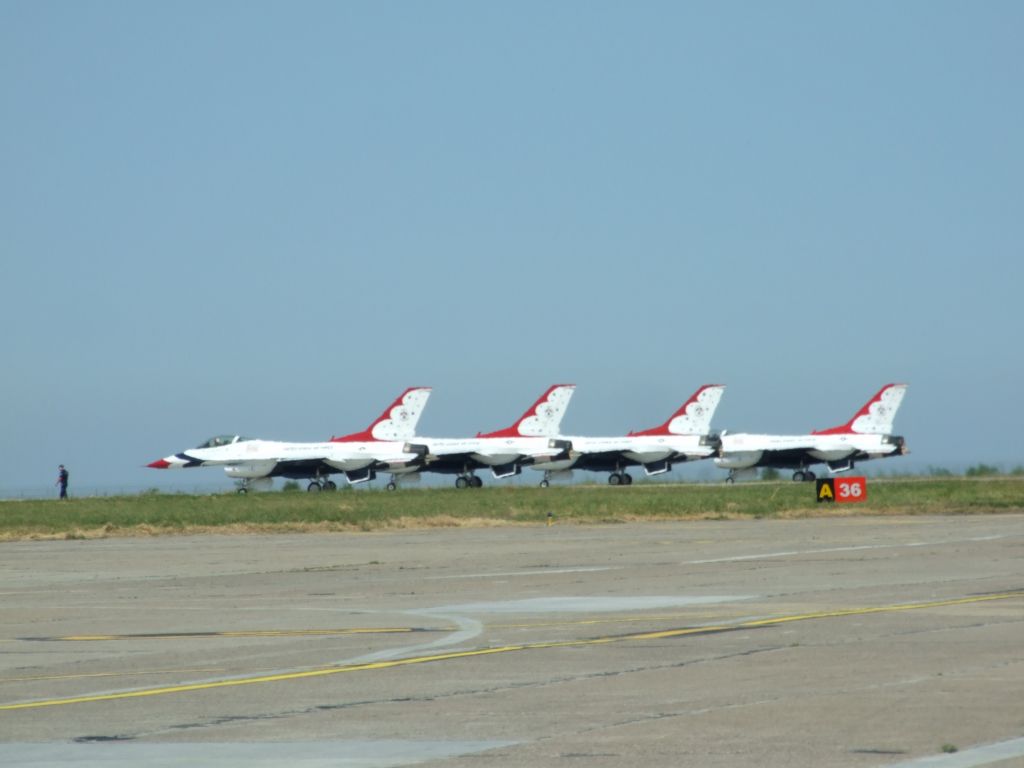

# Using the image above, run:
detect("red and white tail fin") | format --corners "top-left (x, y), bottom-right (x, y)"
top-left (477, 384), bottom-right (576, 438)
top-left (331, 387), bottom-right (432, 442)
top-left (629, 384), bottom-right (726, 437)
top-left (813, 383), bottom-right (908, 436)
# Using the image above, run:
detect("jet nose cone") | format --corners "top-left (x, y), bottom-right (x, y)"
top-left (147, 459), bottom-right (171, 469)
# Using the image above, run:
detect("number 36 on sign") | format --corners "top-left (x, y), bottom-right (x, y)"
top-left (816, 477), bottom-right (867, 503)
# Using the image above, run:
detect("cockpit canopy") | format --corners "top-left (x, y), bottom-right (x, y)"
top-left (195, 435), bottom-right (253, 449)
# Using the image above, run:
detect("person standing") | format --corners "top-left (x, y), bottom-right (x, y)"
top-left (56, 464), bottom-right (69, 499)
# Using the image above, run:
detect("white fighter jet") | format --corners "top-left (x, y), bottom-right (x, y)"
top-left (715, 383), bottom-right (909, 482)
top-left (403, 384), bottom-right (576, 489)
top-left (530, 384), bottom-right (725, 486)
top-left (146, 387), bottom-right (432, 492)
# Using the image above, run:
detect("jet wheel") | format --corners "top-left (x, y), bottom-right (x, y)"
top-left (792, 471), bottom-right (806, 482)
top-left (539, 479), bottom-right (550, 488)
top-left (323, 481), bottom-right (337, 491)
top-left (237, 487), bottom-right (248, 495)
top-left (470, 475), bottom-right (483, 488)
top-left (621, 473), bottom-right (633, 485)
top-left (608, 473), bottom-right (622, 486)
top-left (386, 482), bottom-right (397, 491)
top-left (455, 476), bottom-right (469, 489)
top-left (307, 481), bottom-right (322, 492)
top-left (805, 471), bottom-right (816, 482)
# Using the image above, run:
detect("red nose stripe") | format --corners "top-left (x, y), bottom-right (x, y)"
top-left (147, 459), bottom-right (171, 469)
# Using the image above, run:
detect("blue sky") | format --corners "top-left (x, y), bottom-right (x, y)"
top-left (2, 1), bottom-right (1022, 495)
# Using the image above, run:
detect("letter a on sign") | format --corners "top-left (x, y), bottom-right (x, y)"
top-left (816, 479), bottom-right (835, 503)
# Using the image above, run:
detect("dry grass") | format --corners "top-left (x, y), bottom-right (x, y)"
top-left (1, 477), bottom-right (1021, 541)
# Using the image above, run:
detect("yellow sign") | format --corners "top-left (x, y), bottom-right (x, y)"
top-left (816, 479), bottom-right (834, 502)
top-left (817, 477), bottom-right (867, 503)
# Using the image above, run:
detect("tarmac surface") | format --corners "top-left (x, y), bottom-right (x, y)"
top-left (2, 513), bottom-right (1023, 767)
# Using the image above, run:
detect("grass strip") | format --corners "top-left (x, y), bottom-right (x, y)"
top-left (1, 477), bottom-right (1021, 541)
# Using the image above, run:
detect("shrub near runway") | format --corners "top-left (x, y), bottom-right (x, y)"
top-left (0, 477), bottom-right (1022, 540)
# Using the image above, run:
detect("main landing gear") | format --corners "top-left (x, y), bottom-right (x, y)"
top-left (455, 474), bottom-right (483, 489)
top-left (791, 470), bottom-right (816, 482)
top-left (608, 472), bottom-right (632, 486)
top-left (306, 479), bottom-right (338, 492)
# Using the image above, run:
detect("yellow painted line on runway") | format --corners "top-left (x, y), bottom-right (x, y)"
top-left (491, 611), bottom-right (739, 631)
top-left (3, 668), bottom-right (228, 684)
top-left (0, 647), bottom-right (527, 711)
top-left (3, 591), bottom-right (1020, 712)
top-left (48, 627), bottom-right (425, 642)
top-left (608, 592), bottom-right (1024, 643)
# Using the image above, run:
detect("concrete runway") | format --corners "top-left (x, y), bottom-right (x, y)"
top-left (2, 514), bottom-right (1023, 767)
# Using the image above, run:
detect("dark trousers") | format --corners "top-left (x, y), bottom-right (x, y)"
top-left (59, 484), bottom-right (68, 499)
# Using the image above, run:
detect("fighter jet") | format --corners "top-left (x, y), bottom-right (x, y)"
top-left (714, 383), bottom-right (909, 482)
top-left (530, 384), bottom-right (725, 486)
top-left (398, 384), bottom-right (576, 489)
top-left (147, 387), bottom-right (432, 492)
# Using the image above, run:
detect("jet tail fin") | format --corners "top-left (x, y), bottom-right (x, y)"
top-left (812, 383), bottom-right (908, 436)
top-left (331, 387), bottom-right (432, 442)
top-left (477, 384), bottom-right (576, 438)
top-left (629, 384), bottom-right (725, 437)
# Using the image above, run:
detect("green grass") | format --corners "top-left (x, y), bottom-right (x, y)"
top-left (2, 477), bottom-right (1022, 540)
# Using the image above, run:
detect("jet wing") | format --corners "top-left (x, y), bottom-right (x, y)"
top-left (742, 447), bottom-right (818, 469)
top-left (562, 434), bottom-right (714, 477)
top-left (417, 437), bottom-right (572, 481)
top-left (568, 449), bottom-right (688, 477)
top-left (265, 458), bottom-right (339, 480)
top-left (717, 434), bottom-right (854, 472)
top-left (570, 450), bottom-right (642, 474)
